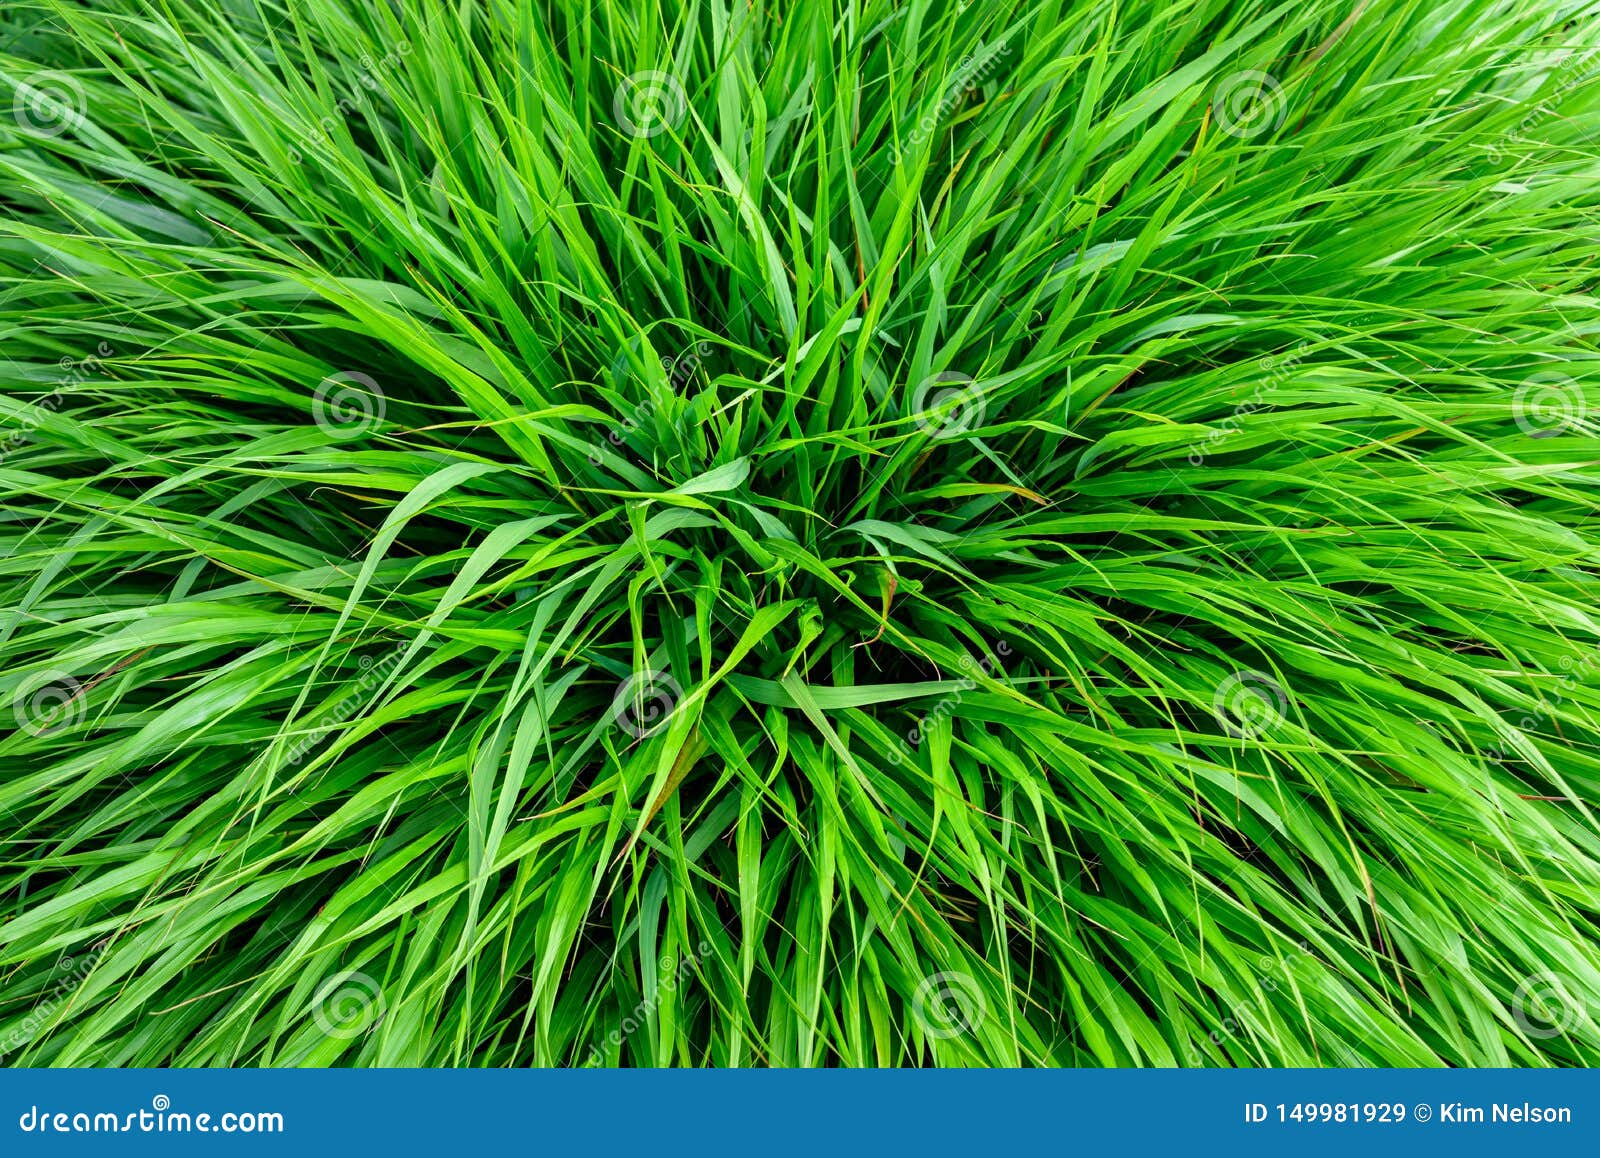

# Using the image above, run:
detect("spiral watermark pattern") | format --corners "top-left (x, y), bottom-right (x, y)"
top-left (12, 670), bottom-right (86, 737)
top-left (1513, 370), bottom-right (1586, 437)
top-left (1212, 669), bottom-right (1289, 739)
top-left (311, 371), bottom-right (386, 438)
top-left (911, 371), bottom-right (987, 438)
top-left (1211, 70), bottom-right (1286, 139)
top-left (912, 970), bottom-right (987, 1039)
top-left (311, 971), bottom-right (386, 1039)
top-left (1511, 971), bottom-right (1585, 1039)
top-left (12, 72), bottom-right (86, 137)
top-left (613, 71), bottom-right (687, 138)
top-left (611, 669), bottom-right (683, 738)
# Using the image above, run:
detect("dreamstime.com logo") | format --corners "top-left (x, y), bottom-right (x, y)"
top-left (18, 1096), bottom-right (284, 1135)
top-left (311, 970), bottom-right (387, 1039)
top-left (1486, 649), bottom-right (1599, 758)
top-left (613, 71), bottom-right (687, 137)
top-left (11, 669), bottom-right (86, 737)
top-left (910, 371), bottom-right (988, 438)
top-left (611, 669), bottom-right (683, 739)
top-left (892, 38), bottom-right (1012, 163)
top-left (285, 42), bottom-right (412, 164)
top-left (588, 340), bottom-right (714, 466)
top-left (1513, 370), bottom-right (1588, 437)
top-left (912, 971), bottom-right (987, 1039)
top-left (1511, 972), bottom-right (1586, 1040)
top-left (0, 944), bottom-right (110, 1062)
top-left (883, 643), bottom-right (1012, 765)
top-left (1212, 669), bottom-right (1290, 739)
top-left (283, 648), bottom-right (406, 766)
top-left (0, 342), bottom-right (114, 467)
top-left (1188, 342), bottom-right (1308, 465)
top-left (312, 371), bottom-right (386, 437)
top-left (1211, 70), bottom-right (1286, 139)
top-left (1194, 941), bottom-right (1319, 1060)
top-left (11, 72), bottom-right (86, 136)
top-left (1484, 47), bottom-right (1600, 165)
top-left (583, 940), bottom-right (713, 1064)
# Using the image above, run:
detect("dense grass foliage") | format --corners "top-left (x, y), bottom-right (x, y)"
top-left (2, 0), bottom-right (1599, 1067)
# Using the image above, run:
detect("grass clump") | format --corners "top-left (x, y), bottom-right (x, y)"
top-left (2, 0), bottom-right (1600, 1067)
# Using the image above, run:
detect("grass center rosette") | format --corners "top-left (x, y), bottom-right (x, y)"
top-left (1, 0), bottom-right (1599, 1069)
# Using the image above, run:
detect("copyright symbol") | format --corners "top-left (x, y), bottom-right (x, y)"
top-left (1414, 1103), bottom-right (1432, 1123)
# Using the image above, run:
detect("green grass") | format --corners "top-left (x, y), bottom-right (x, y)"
top-left (2, 0), bottom-right (1599, 1067)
